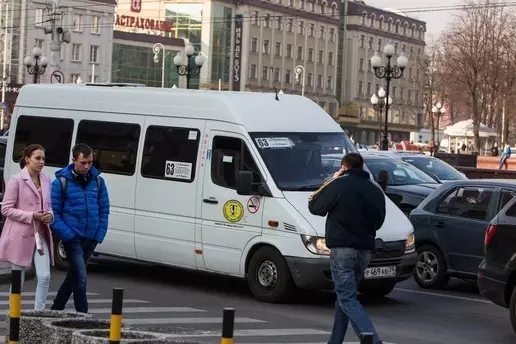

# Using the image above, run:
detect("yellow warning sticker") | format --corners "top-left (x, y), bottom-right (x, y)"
top-left (223, 200), bottom-right (244, 222)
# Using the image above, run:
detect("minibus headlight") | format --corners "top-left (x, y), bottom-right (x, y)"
top-left (405, 233), bottom-right (415, 253)
top-left (301, 235), bottom-right (331, 255)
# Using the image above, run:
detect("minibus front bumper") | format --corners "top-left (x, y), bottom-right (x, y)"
top-left (285, 251), bottom-right (417, 290)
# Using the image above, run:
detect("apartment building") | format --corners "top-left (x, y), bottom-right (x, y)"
top-left (338, 0), bottom-right (426, 145)
top-left (245, 0), bottom-right (340, 116)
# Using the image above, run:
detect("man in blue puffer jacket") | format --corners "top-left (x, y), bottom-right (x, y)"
top-left (50, 143), bottom-right (110, 313)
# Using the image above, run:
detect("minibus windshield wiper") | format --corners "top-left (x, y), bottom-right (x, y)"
top-left (282, 185), bottom-right (322, 191)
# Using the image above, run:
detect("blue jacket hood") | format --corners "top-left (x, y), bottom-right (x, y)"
top-left (55, 163), bottom-right (101, 180)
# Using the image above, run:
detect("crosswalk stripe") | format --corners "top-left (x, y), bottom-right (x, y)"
top-left (0, 299), bottom-right (149, 306)
top-left (123, 317), bottom-right (265, 325)
top-left (88, 307), bottom-right (205, 314)
top-left (166, 328), bottom-right (330, 337)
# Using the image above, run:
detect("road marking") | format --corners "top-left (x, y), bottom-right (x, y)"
top-left (0, 299), bottom-right (149, 306)
top-left (123, 317), bottom-right (265, 325)
top-left (166, 328), bottom-right (330, 337)
top-left (0, 292), bottom-right (99, 296)
top-left (88, 307), bottom-right (206, 314)
top-left (394, 287), bottom-right (490, 304)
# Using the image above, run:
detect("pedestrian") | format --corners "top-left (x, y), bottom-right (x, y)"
top-left (498, 143), bottom-right (511, 170)
top-left (308, 153), bottom-right (385, 344)
top-left (50, 143), bottom-right (110, 313)
top-left (0, 144), bottom-right (54, 310)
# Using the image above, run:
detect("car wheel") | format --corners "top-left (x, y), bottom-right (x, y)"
top-left (53, 237), bottom-right (68, 271)
top-left (510, 285), bottom-right (516, 334)
top-left (358, 280), bottom-right (396, 298)
top-left (247, 246), bottom-right (294, 303)
top-left (413, 245), bottom-right (449, 289)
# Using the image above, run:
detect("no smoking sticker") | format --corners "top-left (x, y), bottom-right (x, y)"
top-left (247, 196), bottom-right (260, 214)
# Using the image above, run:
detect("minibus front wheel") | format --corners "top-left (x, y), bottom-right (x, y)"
top-left (247, 246), bottom-right (294, 303)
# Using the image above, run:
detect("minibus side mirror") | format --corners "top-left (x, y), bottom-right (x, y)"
top-left (236, 171), bottom-right (253, 195)
top-left (378, 170), bottom-right (389, 192)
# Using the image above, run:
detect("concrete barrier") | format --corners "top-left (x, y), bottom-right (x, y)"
top-left (5, 310), bottom-right (92, 344)
top-left (43, 318), bottom-right (129, 344)
top-left (71, 329), bottom-right (205, 343)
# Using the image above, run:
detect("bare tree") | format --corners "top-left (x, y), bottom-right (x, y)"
top-left (439, 0), bottom-right (514, 151)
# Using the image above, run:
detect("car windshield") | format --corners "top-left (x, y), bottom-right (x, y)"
top-left (364, 157), bottom-right (438, 186)
top-left (249, 132), bottom-right (358, 191)
top-left (401, 156), bottom-right (467, 181)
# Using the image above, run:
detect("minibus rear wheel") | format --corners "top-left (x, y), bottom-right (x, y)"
top-left (247, 246), bottom-right (294, 303)
top-left (53, 237), bottom-right (69, 271)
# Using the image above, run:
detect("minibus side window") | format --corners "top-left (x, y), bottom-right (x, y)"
top-left (13, 115), bottom-right (74, 167)
top-left (211, 136), bottom-right (262, 192)
top-left (140, 125), bottom-right (200, 183)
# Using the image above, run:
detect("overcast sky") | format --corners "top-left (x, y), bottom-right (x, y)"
top-left (365, 0), bottom-right (464, 43)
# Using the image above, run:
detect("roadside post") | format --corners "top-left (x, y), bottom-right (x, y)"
top-left (9, 270), bottom-right (22, 344)
top-left (220, 307), bottom-right (235, 344)
top-left (109, 288), bottom-right (124, 344)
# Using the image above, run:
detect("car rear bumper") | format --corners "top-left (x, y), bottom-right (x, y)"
top-left (478, 260), bottom-right (509, 308)
top-left (285, 251), bottom-right (417, 290)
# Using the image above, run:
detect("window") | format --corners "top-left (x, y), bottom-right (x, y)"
top-left (367, 82), bottom-right (371, 95)
top-left (328, 52), bottom-right (333, 65)
top-left (308, 48), bottom-right (313, 62)
top-left (298, 22), bottom-right (304, 35)
top-left (506, 198), bottom-right (516, 217)
top-left (317, 74), bottom-right (322, 88)
top-left (72, 43), bottom-right (81, 61)
top-left (297, 46), bottom-right (303, 60)
top-left (358, 81), bottom-right (363, 95)
top-left (73, 14), bottom-right (82, 31)
top-left (262, 66), bottom-right (268, 80)
top-left (276, 17), bottom-right (281, 30)
top-left (90, 16), bottom-right (100, 34)
top-left (13, 116), bottom-right (74, 167)
top-left (274, 68), bottom-right (280, 82)
top-left (288, 19), bottom-right (293, 32)
top-left (251, 38), bottom-right (258, 52)
top-left (76, 120), bottom-right (141, 175)
top-left (285, 69), bottom-right (291, 83)
top-left (359, 58), bottom-right (364, 71)
top-left (360, 35), bottom-right (365, 48)
top-left (309, 24), bottom-right (315, 37)
top-left (265, 14), bottom-right (271, 28)
top-left (141, 126), bottom-right (200, 182)
top-left (318, 50), bottom-right (323, 63)
top-left (35, 9), bottom-right (44, 26)
top-left (89, 45), bottom-right (99, 63)
top-left (435, 186), bottom-right (495, 221)
top-left (252, 11), bottom-right (259, 25)
top-left (329, 28), bottom-right (335, 41)
top-left (368, 37), bottom-right (373, 49)
top-left (275, 42), bottom-right (281, 56)
top-left (211, 136), bottom-right (262, 192)
top-left (34, 39), bottom-right (43, 48)
top-left (307, 73), bottom-right (312, 86)
top-left (263, 40), bottom-right (270, 54)
top-left (250, 64), bottom-right (257, 79)
top-left (71, 73), bottom-right (81, 83)
top-left (286, 44), bottom-right (292, 58)
top-left (499, 189), bottom-right (516, 213)
top-left (327, 76), bottom-right (332, 89)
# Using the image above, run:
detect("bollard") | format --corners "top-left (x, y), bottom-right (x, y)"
top-left (109, 288), bottom-right (124, 344)
top-left (9, 270), bottom-right (22, 344)
top-left (360, 332), bottom-right (374, 344)
top-left (220, 308), bottom-right (235, 344)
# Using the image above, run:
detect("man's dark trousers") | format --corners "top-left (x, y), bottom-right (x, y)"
top-left (51, 236), bottom-right (97, 313)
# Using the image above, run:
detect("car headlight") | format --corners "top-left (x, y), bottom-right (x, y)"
top-left (301, 235), bottom-right (331, 255)
top-left (405, 233), bottom-right (415, 253)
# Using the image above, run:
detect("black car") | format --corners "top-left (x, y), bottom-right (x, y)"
top-left (410, 179), bottom-right (516, 289)
top-left (478, 194), bottom-right (516, 334)
top-left (396, 153), bottom-right (468, 182)
top-left (361, 152), bottom-right (441, 217)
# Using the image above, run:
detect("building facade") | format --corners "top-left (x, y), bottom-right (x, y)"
top-left (338, 0), bottom-right (426, 145)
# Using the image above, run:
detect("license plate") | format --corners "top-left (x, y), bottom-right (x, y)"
top-left (364, 266), bottom-right (396, 279)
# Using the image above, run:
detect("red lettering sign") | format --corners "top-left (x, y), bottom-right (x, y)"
top-left (115, 14), bottom-right (175, 33)
top-left (131, 0), bottom-right (142, 13)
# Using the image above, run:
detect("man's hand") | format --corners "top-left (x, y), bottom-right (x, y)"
top-left (333, 167), bottom-right (345, 179)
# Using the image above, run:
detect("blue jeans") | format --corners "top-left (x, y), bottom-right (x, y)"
top-left (51, 236), bottom-right (97, 313)
top-left (328, 247), bottom-right (381, 344)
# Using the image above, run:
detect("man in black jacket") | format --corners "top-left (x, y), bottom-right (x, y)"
top-left (309, 152), bottom-right (385, 344)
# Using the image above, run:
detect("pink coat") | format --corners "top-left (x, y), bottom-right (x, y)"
top-left (0, 168), bottom-right (55, 267)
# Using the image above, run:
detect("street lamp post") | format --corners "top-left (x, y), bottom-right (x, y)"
top-left (24, 47), bottom-right (49, 84)
top-left (153, 43), bottom-right (166, 88)
top-left (432, 101), bottom-right (444, 143)
top-left (294, 65), bottom-right (306, 96)
top-left (370, 87), bottom-right (392, 142)
top-left (371, 44), bottom-right (408, 150)
top-left (173, 43), bottom-right (205, 89)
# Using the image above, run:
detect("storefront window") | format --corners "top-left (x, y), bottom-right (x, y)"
top-left (210, 4), bottom-right (232, 88)
top-left (111, 43), bottom-right (180, 88)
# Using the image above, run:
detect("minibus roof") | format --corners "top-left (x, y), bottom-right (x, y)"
top-left (15, 84), bottom-right (342, 133)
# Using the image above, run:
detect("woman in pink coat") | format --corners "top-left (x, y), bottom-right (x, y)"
top-left (0, 144), bottom-right (54, 310)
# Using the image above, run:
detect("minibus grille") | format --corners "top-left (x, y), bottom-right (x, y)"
top-left (371, 239), bottom-right (405, 260)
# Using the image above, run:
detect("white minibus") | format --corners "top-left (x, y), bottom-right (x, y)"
top-left (4, 84), bottom-right (416, 302)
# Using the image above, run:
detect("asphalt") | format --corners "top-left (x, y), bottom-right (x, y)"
top-left (0, 257), bottom-right (512, 344)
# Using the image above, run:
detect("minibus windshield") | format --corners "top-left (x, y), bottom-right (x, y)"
top-left (250, 132), bottom-right (358, 191)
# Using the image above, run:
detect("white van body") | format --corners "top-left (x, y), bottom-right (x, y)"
top-left (5, 84), bottom-right (416, 302)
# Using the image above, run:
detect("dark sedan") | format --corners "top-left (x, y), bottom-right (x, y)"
top-left (409, 179), bottom-right (516, 289)
top-left (397, 153), bottom-right (467, 182)
top-left (361, 152), bottom-right (441, 217)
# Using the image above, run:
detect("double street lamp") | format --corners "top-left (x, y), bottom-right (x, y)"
top-left (370, 87), bottom-right (392, 140)
top-left (24, 47), bottom-right (49, 84)
top-left (173, 43), bottom-right (206, 89)
top-left (371, 43), bottom-right (408, 150)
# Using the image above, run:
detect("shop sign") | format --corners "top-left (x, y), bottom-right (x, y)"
top-left (232, 14), bottom-right (243, 91)
top-left (116, 14), bottom-right (174, 33)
